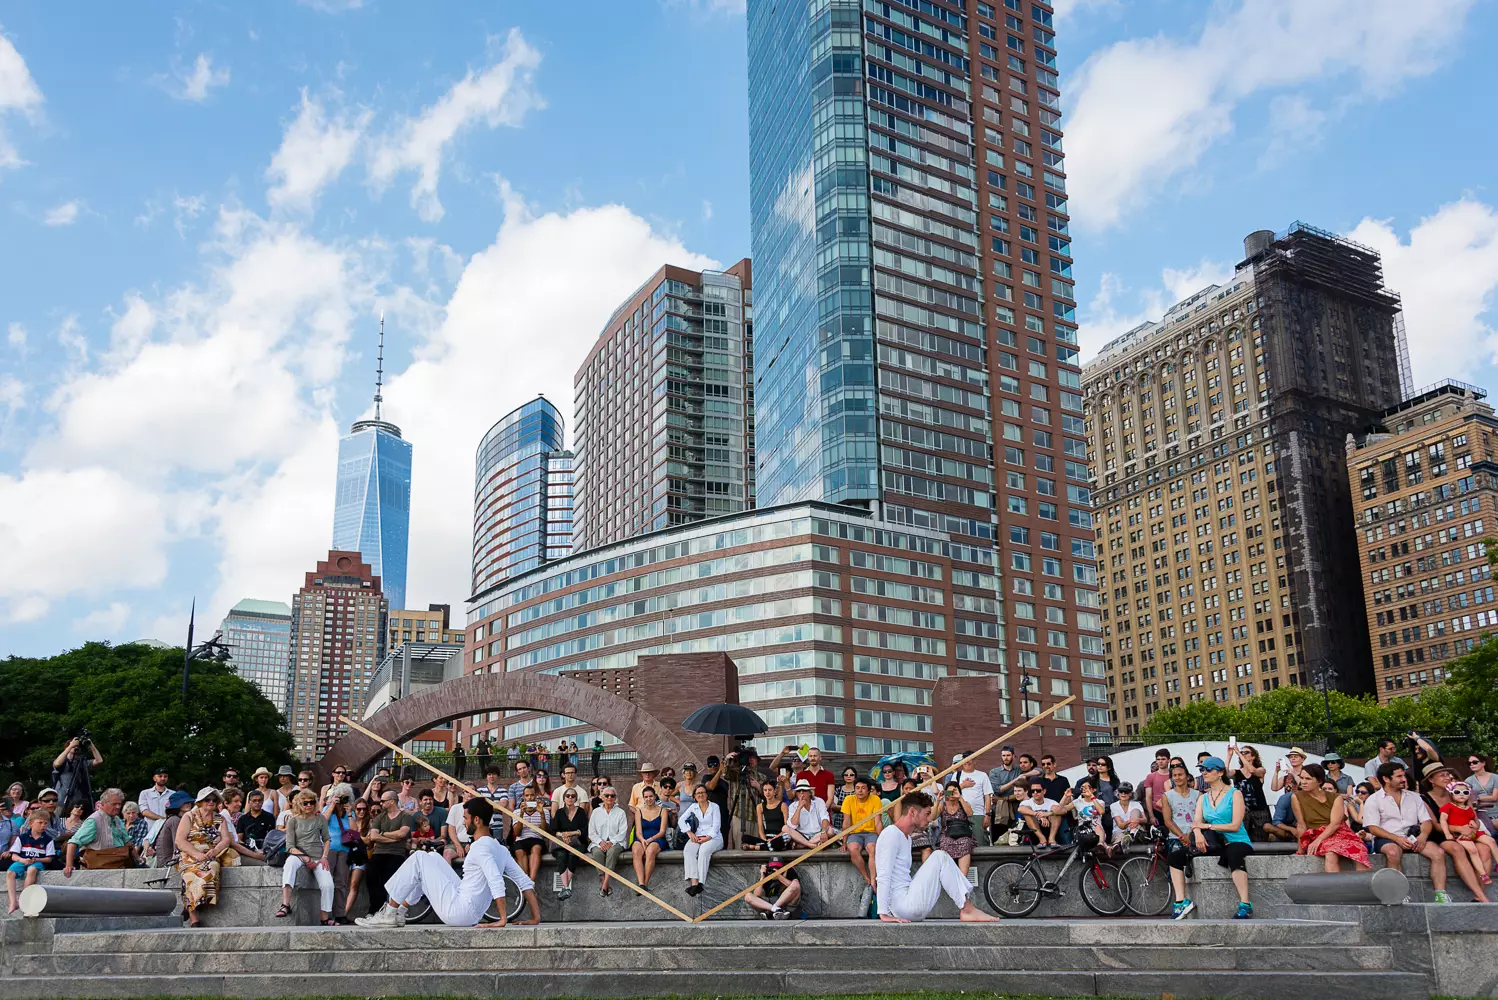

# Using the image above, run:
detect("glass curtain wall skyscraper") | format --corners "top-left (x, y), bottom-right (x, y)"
top-left (220, 599), bottom-right (293, 716)
top-left (748, 0), bottom-right (1102, 746)
top-left (331, 320), bottom-right (412, 610)
top-left (471, 397), bottom-right (575, 595)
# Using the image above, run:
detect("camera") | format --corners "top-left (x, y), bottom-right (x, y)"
top-left (74, 729), bottom-right (91, 751)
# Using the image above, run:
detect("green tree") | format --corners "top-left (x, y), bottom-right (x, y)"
top-left (1441, 636), bottom-right (1498, 753)
top-left (0, 641), bottom-right (295, 794)
top-left (1140, 683), bottom-right (1476, 759)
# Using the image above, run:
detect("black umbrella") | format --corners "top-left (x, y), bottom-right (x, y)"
top-left (681, 702), bottom-right (768, 738)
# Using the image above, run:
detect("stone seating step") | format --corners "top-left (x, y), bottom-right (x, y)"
top-left (9, 942), bottom-right (1398, 976)
top-left (0, 967), bottom-right (1431, 1000)
top-left (45, 917), bottom-right (1369, 952)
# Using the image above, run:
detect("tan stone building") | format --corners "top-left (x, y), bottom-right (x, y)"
top-left (386, 604), bottom-right (465, 650)
top-left (1346, 381), bottom-right (1498, 701)
top-left (1083, 226), bottom-right (1407, 738)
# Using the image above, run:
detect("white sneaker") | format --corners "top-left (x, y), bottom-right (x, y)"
top-left (355, 905), bottom-right (405, 928)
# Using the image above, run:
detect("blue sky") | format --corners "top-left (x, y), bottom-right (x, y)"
top-left (2, 0), bottom-right (1496, 656)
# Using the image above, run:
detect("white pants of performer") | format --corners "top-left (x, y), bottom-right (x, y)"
top-left (682, 834), bottom-right (722, 882)
top-left (384, 850), bottom-right (491, 927)
top-left (282, 854), bottom-right (335, 912)
top-left (888, 849), bottom-right (972, 921)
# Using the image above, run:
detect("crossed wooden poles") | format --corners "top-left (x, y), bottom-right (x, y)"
top-left (341, 695), bottom-right (1074, 923)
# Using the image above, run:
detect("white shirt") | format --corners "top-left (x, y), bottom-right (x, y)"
top-left (138, 786), bottom-right (173, 821)
top-left (874, 824), bottom-right (913, 917)
top-left (1020, 796), bottom-right (1060, 816)
top-left (954, 769), bottom-right (993, 815)
top-left (787, 797), bottom-right (829, 837)
top-left (1362, 788), bottom-right (1433, 836)
top-left (445, 835), bottom-right (532, 926)
top-left (1110, 800), bottom-right (1145, 825)
top-left (446, 801), bottom-right (471, 844)
top-left (589, 804), bottom-right (628, 846)
top-left (678, 801), bottom-right (722, 841)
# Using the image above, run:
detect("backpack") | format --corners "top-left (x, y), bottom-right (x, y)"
top-left (261, 829), bottom-right (288, 867)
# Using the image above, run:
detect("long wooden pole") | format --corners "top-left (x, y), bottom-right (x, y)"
top-left (691, 695), bottom-right (1076, 922)
top-left (337, 715), bottom-right (694, 922)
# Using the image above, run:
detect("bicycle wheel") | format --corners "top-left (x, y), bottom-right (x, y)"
top-left (483, 873), bottom-right (528, 922)
top-left (1078, 859), bottom-right (1129, 916)
top-left (1119, 853), bottom-right (1172, 916)
top-left (983, 861), bottom-right (1043, 917)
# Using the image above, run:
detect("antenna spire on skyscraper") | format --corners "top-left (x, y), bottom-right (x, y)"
top-left (374, 311), bottom-right (385, 421)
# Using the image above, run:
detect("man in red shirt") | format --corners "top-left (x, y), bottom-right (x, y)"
top-left (771, 746), bottom-right (834, 806)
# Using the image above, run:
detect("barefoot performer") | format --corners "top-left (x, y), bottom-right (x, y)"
top-left (356, 796), bottom-right (539, 928)
top-left (875, 789), bottom-right (999, 923)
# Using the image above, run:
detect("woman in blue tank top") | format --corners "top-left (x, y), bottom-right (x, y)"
top-left (631, 786), bottom-right (669, 889)
top-left (1167, 755), bottom-right (1255, 920)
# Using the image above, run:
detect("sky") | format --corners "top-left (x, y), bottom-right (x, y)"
top-left (2, 0), bottom-right (1496, 657)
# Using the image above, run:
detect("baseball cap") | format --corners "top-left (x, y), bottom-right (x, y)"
top-left (1198, 756), bottom-right (1227, 772)
top-left (153, 766), bottom-right (170, 776)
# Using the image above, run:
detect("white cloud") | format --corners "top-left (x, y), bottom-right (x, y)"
top-left (43, 199), bottom-right (80, 226)
top-left (0, 374), bottom-right (23, 412)
top-left (1052, 0), bottom-right (1118, 22)
top-left (1259, 94), bottom-right (1328, 169)
top-left (701, 199), bottom-right (713, 221)
top-left (1065, 0), bottom-right (1474, 228)
top-left (55, 314), bottom-right (86, 364)
top-left (1347, 199), bottom-right (1498, 388)
top-left (0, 30), bottom-right (44, 170)
top-left (384, 183), bottom-right (714, 606)
top-left (1077, 258), bottom-right (1235, 360)
top-left (266, 90), bottom-right (370, 213)
top-left (297, 0), bottom-right (365, 10)
top-left (0, 467), bottom-right (171, 624)
top-left (7, 321), bottom-right (25, 349)
top-left (368, 29), bottom-right (542, 222)
top-left (171, 53), bottom-right (230, 103)
top-left (72, 601), bottom-right (131, 634)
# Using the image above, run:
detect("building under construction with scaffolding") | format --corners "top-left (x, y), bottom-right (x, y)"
top-left (1083, 225), bottom-right (1407, 737)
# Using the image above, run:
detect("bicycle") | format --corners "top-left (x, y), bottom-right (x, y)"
top-left (1118, 828), bottom-right (1174, 916)
top-left (982, 834), bottom-right (1130, 917)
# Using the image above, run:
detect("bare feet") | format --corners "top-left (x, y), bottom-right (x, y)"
top-left (959, 901), bottom-right (1001, 922)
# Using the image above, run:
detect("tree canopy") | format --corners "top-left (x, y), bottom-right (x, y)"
top-left (0, 641), bottom-right (295, 795)
top-left (1140, 646), bottom-right (1497, 758)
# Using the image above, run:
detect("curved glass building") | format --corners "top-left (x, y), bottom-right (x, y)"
top-left (472, 397), bottom-right (575, 595)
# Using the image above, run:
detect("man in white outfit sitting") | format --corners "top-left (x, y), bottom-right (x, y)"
top-left (875, 789), bottom-right (1000, 923)
top-left (356, 797), bottom-right (540, 927)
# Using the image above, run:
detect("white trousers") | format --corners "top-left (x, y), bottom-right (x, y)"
top-left (682, 834), bottom-right (722, 882)
top-left (384, 850), bottom-right (488, 927)
top-left (888, 849), bottom-right (971, 921)
top-left (282, 855), bottom-right (335, 913)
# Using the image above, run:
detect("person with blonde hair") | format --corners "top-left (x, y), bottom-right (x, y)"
top-left (276, 790), bottom-right (337, 925)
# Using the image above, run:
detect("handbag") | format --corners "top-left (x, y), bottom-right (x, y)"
top-left (82, 846), bottom-right (132, 870)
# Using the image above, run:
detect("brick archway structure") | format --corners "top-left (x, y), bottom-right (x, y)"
top-left (314, 669), bottom-right (699, 781)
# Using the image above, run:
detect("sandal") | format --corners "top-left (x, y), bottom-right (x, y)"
top-left (322, 917), bottom-right (339, 927)
top-left (274, 904), bottom-right (291, 918)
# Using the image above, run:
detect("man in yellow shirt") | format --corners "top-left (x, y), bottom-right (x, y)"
top-left (841, 776), bottom-right (884, 902)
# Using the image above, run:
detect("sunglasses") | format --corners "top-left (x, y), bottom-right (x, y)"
top-left (298, 778), bottom-right (313, 783)
top-left (602, 792), bottom-right (617, 798)
top-left (1470, 760), bottom-right (1482, 766)
top-left (334, 769), bottom-right (348, 775)
top-left (40, 798), bottom-right (58, 804)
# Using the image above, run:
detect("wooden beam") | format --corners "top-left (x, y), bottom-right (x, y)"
top-left (691, 696), bottom-right (1076, 922)
top-left (337, 715), bottom-right (694, 922)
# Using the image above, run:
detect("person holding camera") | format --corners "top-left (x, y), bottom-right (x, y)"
top-left (511, 785), bottom-right (549, 883)
top-left (1167, 756), bottom-right (1255, 920)
top-left (700, 755), bottom-right (734, 848)
top-left (51, 734), bottom-right (102, 817)
top-left (745, 857), bottom-right (801, 919)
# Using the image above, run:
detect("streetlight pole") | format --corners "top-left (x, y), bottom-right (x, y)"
top-left (1312, 657), bottom-right (1338, 753)
top-left (181, 598), bottom-right (234, 702)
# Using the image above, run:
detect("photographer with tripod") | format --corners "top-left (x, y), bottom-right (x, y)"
top-left (51, 733), bottom-right (103, 817)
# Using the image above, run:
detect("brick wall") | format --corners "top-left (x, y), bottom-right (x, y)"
top-left (933, 676), bottom-right (1082, 774)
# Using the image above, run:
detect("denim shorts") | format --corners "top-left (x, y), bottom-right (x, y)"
top-left (845, 832), bottom-right (877, 848)
top-left (7, 861), bottom-right (45, 876)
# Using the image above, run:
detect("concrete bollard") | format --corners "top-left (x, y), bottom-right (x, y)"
top-left (19, 884), bottom-right (178, 918)
top-left (1284, 868), bottom-right (1409, 905)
